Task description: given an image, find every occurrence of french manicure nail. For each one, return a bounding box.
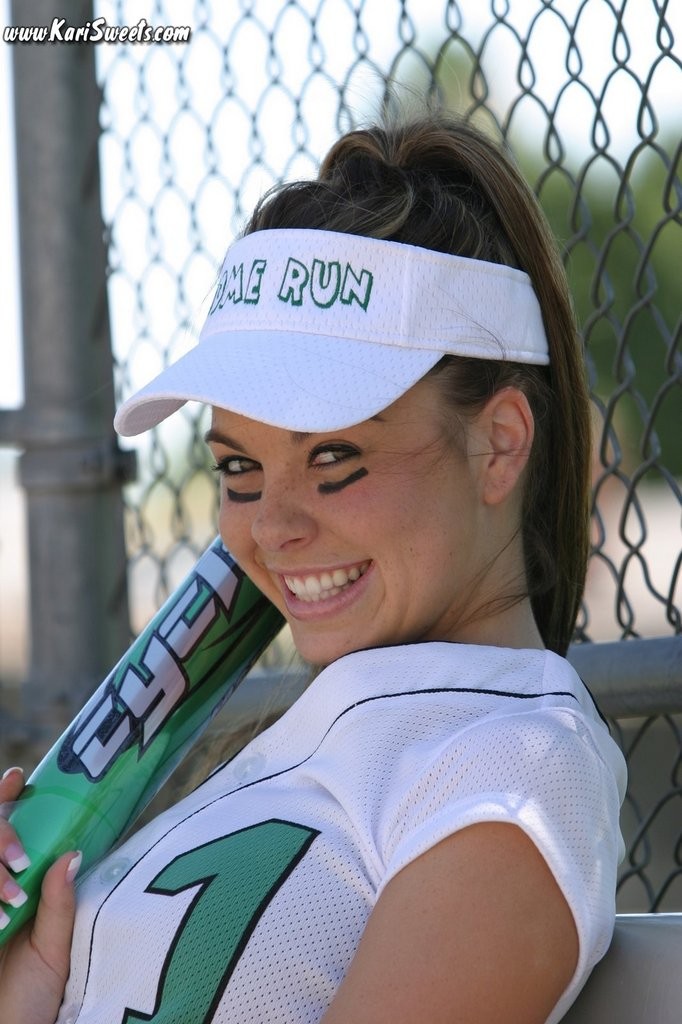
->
[2,879,27,908]
[1,766,23,781]
[66,851,82,884]
[0,908,10,929]
[6,842,31,872]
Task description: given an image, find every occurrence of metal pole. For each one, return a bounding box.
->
[568,637,682,718]
[0,0,135,752]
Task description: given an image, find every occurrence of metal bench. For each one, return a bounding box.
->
[561,914,682,1022]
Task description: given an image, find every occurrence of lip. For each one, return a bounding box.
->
[276,561,374,621]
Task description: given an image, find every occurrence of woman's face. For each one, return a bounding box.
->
[206,377,495,666]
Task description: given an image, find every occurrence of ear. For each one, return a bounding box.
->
[474,387,535,506]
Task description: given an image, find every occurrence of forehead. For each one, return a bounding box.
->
[206,409,311,447]
[204,377,454,460]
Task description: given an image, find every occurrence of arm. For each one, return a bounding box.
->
[0,767,78,1024]
[322,821,578,1024]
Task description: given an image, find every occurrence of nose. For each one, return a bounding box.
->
[250,479,317,553]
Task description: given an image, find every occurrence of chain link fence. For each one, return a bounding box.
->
[1,0,680,912]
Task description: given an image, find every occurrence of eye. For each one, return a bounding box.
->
[309,443,368,495]
[211,455,260,476]
[211,454,262,503]
[308,443,359,468]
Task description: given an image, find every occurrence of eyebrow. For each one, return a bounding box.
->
[204,414,385,450]
[203,428,312,450]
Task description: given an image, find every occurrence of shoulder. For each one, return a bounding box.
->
[302,642,608,752]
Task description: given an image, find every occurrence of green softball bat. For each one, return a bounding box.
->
[1,537,284,944]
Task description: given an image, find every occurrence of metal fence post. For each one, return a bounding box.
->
[0,0,135,754]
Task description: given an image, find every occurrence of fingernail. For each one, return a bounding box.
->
[66,851,82,884]
[1,766,23,781]
[1,878,27,908]
[6,842,31,872]
[0,908,10,929]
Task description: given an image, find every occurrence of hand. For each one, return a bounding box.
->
[0,767,79,1024]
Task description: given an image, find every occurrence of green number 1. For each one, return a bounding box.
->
[123,819,318,1023]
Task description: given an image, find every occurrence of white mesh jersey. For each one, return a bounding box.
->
[57,642,626,1024]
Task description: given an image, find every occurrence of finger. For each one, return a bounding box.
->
[0,872,28,929]
[30,851,80,981]
[0,767,26,809]
[0,769,31,877]
[0,800,19,819]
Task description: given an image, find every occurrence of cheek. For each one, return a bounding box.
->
[375,480,442,540]
[384,481,468,573]
[218,500,254,562]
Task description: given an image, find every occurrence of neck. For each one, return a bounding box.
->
[451,595,544,650]
[443,510,545,650]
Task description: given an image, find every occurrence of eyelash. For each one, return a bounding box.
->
[211,445,357,476]
[308,444,359,468]
[210,444,364,501]
[210,456,260,477]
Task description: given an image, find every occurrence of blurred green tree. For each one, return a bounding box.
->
[390,39,681,478]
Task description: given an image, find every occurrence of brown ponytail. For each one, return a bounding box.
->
[244,115,591,656]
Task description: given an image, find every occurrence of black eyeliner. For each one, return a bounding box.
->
[226,489,262,503]
[318,467,368,494]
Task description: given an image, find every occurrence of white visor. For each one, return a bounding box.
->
[114,228,549,435]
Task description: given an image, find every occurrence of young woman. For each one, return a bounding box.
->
[0,114,626,1024]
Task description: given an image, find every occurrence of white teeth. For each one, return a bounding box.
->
[283,562,369,602]
[303,575,321,596]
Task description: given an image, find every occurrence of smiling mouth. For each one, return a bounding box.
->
[283,562,371,602]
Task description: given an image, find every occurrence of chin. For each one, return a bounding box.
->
[290,629,364,669]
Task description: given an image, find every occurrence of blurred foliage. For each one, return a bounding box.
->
[530,134,681,479]
[395,46,681,479]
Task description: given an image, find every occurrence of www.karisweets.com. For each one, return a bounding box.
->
[4,16,192,44]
